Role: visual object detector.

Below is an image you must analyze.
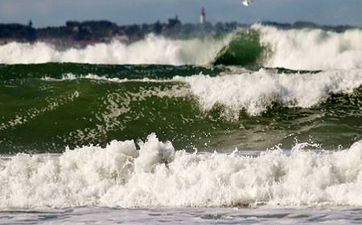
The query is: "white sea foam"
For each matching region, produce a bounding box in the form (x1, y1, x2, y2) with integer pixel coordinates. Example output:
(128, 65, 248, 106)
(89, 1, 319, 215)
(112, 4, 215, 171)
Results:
(42, 69, 362, 117)
(255, 25, 362, 70)
(177, 69, 362, 116)
(42, 73, 176, 83)
(1, 25, 362, 70)
(0, 134, 361, 209)
(0, 35, 227, 65)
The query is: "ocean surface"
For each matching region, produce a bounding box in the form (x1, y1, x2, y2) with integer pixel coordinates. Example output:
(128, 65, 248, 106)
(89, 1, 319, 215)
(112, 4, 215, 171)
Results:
(0, 24, 361, 224)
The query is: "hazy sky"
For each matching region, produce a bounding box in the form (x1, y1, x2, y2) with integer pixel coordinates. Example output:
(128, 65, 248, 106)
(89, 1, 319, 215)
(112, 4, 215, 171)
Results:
(0, 0, 361, 27)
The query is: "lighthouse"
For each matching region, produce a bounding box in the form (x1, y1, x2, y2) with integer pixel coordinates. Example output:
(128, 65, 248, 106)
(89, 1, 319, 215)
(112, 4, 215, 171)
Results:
(200, 7, 206, 24)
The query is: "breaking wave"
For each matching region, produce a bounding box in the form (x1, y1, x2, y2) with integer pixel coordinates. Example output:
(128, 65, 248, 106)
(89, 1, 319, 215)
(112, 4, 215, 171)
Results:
(0, 35, 227, 65)
(255, 25, 362, 70)
(0, 134, 361, 209)
(1, 64, 361, 153)
(1, 25, 362, 70)
(178, 69, 362, 116)
(43, 68, 362, 117)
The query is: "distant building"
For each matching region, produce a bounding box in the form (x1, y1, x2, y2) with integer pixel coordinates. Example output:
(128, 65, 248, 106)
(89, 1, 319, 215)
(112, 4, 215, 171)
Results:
(168, 15, 181, 28)
(200, 8, 206, 24)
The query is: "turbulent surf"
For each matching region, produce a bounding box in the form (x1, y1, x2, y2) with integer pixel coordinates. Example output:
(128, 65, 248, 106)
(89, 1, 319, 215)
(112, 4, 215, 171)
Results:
(0, 24, 362, 215)
(1, 134, 362, 209)
(0, 63, 361, 153)
(1, 24, 362, 70)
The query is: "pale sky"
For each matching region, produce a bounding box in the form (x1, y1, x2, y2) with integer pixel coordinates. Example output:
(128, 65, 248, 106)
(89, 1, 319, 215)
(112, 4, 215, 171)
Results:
(0, 0, 361, 27)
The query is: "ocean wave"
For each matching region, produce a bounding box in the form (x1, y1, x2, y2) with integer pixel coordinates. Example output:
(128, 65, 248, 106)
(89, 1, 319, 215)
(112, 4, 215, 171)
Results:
(255, 25, 362, 70)
(40, 69, 362, 117)
(179, 69, 362, 116)
(0, 134, 361, 209)
(1, 25, 362, 70)
(1, 68, 361, 153)
(0, 35, 227, 65)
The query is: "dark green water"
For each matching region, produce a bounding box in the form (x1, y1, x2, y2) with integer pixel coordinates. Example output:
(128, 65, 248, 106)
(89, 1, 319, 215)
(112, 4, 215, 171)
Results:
(213, 30, 264, 66)
(0, 63, 361, 153)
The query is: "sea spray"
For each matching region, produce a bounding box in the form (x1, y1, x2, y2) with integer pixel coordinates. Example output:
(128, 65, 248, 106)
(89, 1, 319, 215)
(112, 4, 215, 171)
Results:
(1, 25, 362, 70)
(176, 69, 362, 116)
(255, 24, 362, 70)
(0, 35, 227, 65)
(1, 67, 361, 152)
(1, 20, 362, 225)
(0, 134, 361, 209)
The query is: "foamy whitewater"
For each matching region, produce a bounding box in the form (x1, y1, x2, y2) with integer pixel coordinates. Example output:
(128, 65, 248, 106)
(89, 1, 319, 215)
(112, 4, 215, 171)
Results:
(0, 35, 227, 65)
(254, 25, 362, 70)
(1, 24, 362, 224)
(43, 68, 362, 117)
(177, 69, 362, 116)
(1, 134, 361, 209)
(1, 25, 362, 70)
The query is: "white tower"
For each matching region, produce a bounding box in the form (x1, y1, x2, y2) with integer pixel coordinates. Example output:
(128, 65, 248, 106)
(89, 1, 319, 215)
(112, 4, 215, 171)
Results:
(200, 7, 206, 24)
